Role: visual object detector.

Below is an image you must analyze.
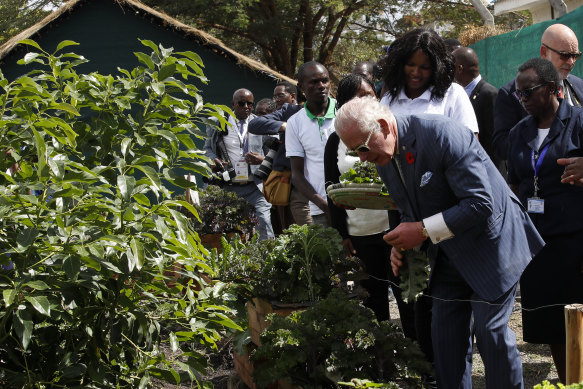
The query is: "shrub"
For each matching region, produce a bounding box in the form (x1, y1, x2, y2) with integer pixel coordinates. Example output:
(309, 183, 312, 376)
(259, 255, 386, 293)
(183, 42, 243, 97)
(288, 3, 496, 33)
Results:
(251, 289, 431, 388)
(0, 39, 238, 387)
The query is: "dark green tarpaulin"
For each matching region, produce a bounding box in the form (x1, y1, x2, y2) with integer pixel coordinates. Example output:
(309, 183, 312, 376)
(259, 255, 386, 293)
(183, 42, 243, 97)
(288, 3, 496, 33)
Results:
(472, 5, 583, 88)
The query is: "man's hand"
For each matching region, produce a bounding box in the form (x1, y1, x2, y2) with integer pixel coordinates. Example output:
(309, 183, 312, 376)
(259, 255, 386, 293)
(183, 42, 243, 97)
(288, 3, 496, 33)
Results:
(383, 221, 426, 251)
(558, 157, 583, 186)
(245, 151, 264, 165)
(212, 158, 225, 172)
(390, 247, 404, 277)
(342, 237, 356, 256)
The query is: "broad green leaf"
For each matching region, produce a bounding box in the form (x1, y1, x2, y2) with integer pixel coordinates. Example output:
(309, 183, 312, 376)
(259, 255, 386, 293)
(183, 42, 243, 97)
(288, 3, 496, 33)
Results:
(158, 64, 176, 81)
(80, 255, 101, 271)
(55, 40, 80, 53)
(14, 309, 33, 350)
(51, 102, 80, 116)
(139, 39, 160, 55)
(117, 175, 136, 202)
(134, 193, 151, 206)
(19, 39, 42, 51)
(16, 227, 39, 252)
(169, 332, 179, 352)
(121, 138, 131, 157)
(130, 238, 145, 271)
(24, 281, 49, 290)
(177, 51, 204, 66)
(63, 257, 81, 280)
(3, 289, 16, 306)
(151, 82, 165, 95)
(22, 52, 40, 64)
(25, 295, 51, 316)
(32, 128, 47, 181)
(134, 52, 155, 70)
(135, 165, 161, 192)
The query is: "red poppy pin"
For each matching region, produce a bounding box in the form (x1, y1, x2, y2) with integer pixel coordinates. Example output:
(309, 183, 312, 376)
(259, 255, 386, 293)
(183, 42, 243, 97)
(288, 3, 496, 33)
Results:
(406, 152, 415, 164)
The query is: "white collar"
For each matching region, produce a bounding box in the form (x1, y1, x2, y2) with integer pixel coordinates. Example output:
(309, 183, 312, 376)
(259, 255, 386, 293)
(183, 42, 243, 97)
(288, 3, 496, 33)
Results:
(397, 85, 433, 101)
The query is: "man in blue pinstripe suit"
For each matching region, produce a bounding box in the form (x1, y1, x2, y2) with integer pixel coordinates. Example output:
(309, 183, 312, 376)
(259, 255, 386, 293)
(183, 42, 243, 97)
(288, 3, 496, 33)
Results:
(335, 97, 544, 389)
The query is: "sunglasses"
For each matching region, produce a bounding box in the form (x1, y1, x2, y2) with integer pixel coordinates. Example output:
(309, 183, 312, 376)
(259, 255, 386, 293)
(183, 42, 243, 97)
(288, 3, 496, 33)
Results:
(513, 83, 547, 99)
(347, 131, 374, 155)
(543, 43, 582, 61)
(237, 101, 254, 107)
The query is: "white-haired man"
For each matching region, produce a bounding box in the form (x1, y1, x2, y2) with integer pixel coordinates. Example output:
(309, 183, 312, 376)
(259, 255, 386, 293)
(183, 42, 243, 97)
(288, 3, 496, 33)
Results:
(335, 96, 544, 389)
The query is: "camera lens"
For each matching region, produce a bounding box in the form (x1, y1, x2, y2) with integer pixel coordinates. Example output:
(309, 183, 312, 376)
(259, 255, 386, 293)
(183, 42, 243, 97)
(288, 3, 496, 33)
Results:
(254, 149, 275, 180)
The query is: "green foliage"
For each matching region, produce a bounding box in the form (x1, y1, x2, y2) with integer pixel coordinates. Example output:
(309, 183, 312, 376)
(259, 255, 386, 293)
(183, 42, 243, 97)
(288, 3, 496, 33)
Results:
(190, 185, 258, 235)
(0, 0, 62, 44)
(251, 289, 431, 388)
(339, 161, 387, 191)
(534, 381, 583, 389)
(210, 224, 361, 303)
(399, 249, 430, 303)
(0, 39, 239, 387)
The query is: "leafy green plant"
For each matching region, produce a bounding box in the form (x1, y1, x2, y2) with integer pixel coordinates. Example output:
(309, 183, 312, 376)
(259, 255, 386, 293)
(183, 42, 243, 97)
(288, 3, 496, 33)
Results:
(0, 39, 239, 387)
(214, 224, 361, 304)
(534, 381, 583, 389)
(340, 161, 387, 192)
(399, 249, 430, 303)
(251, 289, 431, 388)
(190, 185, 257, 235)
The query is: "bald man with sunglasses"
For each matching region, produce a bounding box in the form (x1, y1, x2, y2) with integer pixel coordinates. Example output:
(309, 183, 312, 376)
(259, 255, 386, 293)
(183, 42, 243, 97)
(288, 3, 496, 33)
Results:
(493, 24, 583, 162)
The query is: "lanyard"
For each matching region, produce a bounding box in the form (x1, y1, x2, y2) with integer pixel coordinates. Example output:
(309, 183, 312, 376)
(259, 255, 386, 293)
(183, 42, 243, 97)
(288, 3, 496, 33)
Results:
(530, 143, 549, 197)
(236, 120, 248, 154)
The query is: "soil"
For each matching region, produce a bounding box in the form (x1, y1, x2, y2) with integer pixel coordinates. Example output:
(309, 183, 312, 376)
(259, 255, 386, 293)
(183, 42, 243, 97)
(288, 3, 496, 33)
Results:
(156, 290, 561, 389)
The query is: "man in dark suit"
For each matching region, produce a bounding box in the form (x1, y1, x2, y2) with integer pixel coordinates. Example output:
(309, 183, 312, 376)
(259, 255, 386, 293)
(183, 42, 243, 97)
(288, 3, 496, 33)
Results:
(493, 23, 583, 161)
(453, 47, 500, 170)
(335, 96, 544, 388)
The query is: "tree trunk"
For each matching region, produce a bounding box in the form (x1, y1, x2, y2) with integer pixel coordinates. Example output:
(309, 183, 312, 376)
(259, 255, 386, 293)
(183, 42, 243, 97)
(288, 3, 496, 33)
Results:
(549, 0, 568, 18)
(468, 0, 493, 26)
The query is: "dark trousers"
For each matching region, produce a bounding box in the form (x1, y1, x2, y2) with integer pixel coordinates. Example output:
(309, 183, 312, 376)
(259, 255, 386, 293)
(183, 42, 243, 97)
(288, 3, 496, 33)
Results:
(351, 233, 392, 321)
(431, 255, 522, 389)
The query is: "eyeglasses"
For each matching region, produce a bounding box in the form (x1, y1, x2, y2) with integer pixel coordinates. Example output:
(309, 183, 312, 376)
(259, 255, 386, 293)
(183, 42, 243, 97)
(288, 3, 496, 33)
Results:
(237, 101, 254, 107)
(273, 92, 289, 99)
(347, 131, 374, 155)
(513, 83, 547, 99)
(542, 43, 582, 61)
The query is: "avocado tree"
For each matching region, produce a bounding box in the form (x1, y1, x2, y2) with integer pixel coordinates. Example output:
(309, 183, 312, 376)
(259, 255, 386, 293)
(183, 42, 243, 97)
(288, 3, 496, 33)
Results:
(0, 39, 239, 387)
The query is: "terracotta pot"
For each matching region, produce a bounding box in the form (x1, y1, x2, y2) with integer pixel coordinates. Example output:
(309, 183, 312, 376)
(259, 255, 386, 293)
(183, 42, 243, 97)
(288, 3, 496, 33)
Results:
(199, 232, 247, 252)
(247, 297, 311, 347)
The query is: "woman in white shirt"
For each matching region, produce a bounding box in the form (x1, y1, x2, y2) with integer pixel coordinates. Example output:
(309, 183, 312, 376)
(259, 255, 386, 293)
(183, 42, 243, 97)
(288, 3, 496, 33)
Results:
(380, 28, 478, 134)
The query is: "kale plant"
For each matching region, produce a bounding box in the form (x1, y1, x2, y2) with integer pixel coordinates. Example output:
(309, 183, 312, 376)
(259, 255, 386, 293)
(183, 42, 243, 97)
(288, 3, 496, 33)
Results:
(252, 289, 431, 388)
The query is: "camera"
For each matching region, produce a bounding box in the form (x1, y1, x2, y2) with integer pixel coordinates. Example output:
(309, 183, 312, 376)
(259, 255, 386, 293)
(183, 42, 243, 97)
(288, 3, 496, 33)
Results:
(254, 147, 276, 180)
(254, 138, 280, 180)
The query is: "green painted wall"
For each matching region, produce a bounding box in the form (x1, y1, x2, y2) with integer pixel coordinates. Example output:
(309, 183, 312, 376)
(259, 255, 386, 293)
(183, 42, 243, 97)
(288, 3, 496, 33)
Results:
(0, 0, 280, 105)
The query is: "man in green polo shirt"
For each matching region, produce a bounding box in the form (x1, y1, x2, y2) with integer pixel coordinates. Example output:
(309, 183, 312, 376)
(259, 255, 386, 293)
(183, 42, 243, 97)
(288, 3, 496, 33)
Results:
(285, 61, 336, 226)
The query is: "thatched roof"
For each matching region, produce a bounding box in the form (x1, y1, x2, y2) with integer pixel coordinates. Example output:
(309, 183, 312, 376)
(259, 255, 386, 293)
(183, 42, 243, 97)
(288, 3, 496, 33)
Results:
(0, 0, 296, 84)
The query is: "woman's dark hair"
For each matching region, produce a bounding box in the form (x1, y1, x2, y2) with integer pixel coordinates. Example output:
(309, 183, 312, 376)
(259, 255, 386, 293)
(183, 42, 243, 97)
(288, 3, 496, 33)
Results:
(518, 57, 559, 93)
(382, 28, 455, 103)
(336, 74, 375, 108)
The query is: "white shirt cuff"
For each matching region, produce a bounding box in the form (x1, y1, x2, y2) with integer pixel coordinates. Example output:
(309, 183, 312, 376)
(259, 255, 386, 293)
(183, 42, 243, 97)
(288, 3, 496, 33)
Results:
(423, 213, 454, 244)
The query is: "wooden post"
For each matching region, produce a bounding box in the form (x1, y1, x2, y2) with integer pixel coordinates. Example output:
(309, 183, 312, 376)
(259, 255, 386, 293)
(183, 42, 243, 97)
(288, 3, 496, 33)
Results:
(565, 303, 583, 384)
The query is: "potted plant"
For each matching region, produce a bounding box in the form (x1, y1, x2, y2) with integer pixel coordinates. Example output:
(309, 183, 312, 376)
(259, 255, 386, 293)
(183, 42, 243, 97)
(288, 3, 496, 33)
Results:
(251, 289, 432, 388)
(191, 185, 258, 249)
(211, 224, 363, 344)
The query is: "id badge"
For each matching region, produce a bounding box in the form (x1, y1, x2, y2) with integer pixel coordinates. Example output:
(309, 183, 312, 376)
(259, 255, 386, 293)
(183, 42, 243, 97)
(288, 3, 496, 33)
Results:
(527, 197, 544, 214)
(233, 160, 249, 182)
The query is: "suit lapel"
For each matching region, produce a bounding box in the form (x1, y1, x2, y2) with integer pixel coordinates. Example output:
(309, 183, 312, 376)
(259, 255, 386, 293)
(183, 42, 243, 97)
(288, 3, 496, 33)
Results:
(396, 119, 420, 218)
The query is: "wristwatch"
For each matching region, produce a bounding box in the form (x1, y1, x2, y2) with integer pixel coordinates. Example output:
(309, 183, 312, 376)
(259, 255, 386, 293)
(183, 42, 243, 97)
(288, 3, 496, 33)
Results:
(421, 221, 429, 239)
